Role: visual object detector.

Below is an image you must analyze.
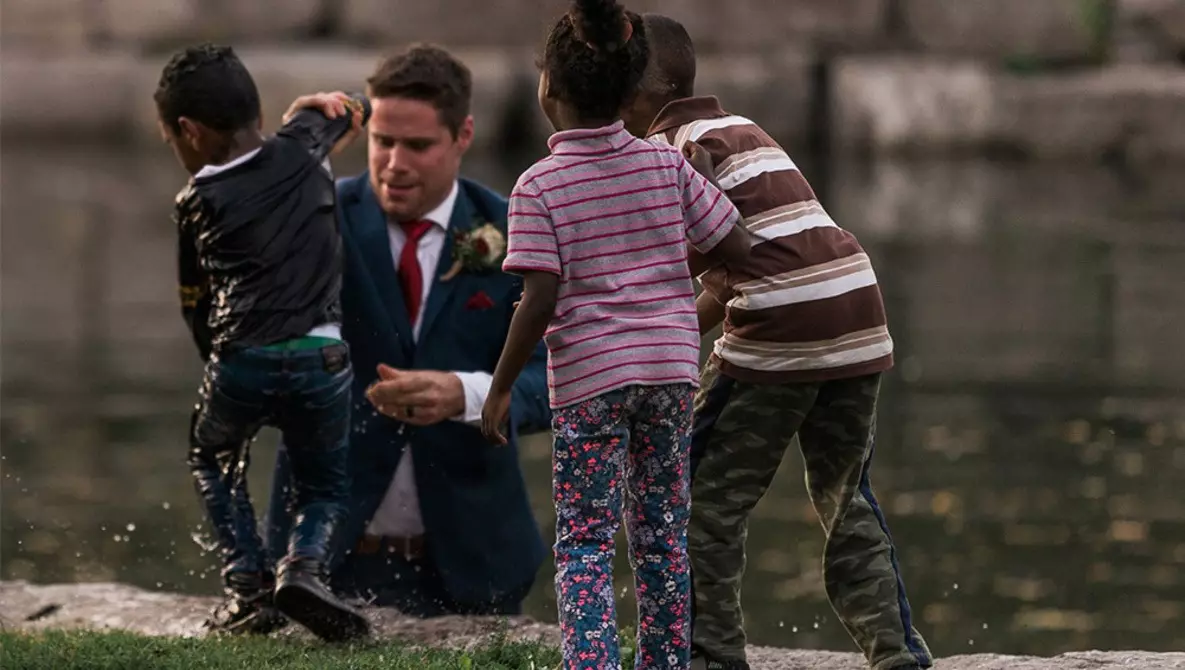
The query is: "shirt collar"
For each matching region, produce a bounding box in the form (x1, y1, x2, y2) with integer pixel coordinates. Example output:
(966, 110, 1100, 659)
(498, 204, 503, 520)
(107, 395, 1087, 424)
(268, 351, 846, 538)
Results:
(645, 96, 729, 138)
(392, 179, 459, 231)
(194, 147, 262, 180)
(547, 120, 634, 155)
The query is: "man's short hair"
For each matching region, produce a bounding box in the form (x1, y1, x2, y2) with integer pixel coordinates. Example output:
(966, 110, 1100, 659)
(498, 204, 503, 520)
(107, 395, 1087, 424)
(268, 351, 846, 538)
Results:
(640, 14, 696, 99)
(154, 43, 261, 134)
(367, 44, 473, 136)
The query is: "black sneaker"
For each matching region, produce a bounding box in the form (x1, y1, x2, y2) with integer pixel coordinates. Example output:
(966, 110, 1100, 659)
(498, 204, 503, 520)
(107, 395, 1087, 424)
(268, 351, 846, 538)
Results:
(691, 649, 751, 670)
(274, 558, 369, 643)
(203, 576, 288, 636)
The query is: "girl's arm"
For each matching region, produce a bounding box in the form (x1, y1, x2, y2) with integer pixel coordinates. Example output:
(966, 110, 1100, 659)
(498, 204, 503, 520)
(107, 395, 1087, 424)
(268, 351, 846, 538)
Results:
(679, 143, 750, 269)
(696, 290, 727, 336)
(483, 271, 557, 444)
(483, 177, 561, 443)
(490, 272, 558, 396)
(687, 246, 712, 277)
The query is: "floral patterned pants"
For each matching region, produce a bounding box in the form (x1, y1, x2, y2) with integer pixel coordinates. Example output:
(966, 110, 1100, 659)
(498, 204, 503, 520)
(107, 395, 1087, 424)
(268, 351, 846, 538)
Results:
(551, 383, 696, 670)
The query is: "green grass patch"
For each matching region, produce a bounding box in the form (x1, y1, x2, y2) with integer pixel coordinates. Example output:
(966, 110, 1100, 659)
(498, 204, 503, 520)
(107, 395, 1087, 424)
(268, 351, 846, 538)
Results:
(0, 629, 563, 670)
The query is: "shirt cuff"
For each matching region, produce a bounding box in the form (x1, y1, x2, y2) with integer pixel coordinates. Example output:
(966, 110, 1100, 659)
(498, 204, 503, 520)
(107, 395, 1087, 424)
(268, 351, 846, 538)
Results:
(452, 371, 493, 424)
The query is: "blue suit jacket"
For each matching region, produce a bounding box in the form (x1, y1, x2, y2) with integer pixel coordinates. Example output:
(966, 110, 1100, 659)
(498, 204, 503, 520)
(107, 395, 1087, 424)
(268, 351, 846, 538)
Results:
(266, 173, 551, 606)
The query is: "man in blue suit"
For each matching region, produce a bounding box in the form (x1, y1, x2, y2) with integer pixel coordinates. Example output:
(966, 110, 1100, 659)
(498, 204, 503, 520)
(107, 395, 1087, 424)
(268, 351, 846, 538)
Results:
(266, 44, 551, 617)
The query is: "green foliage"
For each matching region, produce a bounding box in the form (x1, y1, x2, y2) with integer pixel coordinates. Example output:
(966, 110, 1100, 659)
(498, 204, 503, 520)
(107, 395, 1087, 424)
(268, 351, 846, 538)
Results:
(1078, 0, 1114, 63)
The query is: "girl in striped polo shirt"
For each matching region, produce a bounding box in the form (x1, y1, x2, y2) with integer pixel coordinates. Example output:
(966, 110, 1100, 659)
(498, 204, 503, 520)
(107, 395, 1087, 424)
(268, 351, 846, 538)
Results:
(480, 1, 748, 667)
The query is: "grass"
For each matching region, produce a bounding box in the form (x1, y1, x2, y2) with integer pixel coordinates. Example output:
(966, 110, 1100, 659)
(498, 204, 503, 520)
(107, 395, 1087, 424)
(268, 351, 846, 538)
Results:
(0, 628, 639, 669)
(0, 629, 560, 670)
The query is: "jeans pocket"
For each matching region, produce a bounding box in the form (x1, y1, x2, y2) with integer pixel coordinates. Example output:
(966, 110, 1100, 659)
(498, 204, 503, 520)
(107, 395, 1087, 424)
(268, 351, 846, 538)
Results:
(320, 343, 350, 374)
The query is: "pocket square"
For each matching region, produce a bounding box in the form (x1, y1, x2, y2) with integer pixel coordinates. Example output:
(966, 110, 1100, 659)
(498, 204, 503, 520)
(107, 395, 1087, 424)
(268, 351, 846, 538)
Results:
(466, 290, 495, 310)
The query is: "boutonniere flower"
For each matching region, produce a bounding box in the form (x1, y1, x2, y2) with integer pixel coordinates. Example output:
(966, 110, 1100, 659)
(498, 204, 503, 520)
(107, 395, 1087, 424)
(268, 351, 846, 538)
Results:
(440, 223, 506, 281)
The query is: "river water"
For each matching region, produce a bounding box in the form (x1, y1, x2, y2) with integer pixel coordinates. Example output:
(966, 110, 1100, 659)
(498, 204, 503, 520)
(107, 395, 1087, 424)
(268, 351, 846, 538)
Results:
(2, 143, 1184, 656)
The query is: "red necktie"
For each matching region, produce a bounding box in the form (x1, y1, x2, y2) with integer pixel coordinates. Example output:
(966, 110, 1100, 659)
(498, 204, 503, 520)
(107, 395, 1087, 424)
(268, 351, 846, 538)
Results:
(397, 219, 433, 323)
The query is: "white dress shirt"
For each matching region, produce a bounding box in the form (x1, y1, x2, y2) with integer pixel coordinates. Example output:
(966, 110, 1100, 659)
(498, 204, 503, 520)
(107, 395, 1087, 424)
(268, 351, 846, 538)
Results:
(364, 181, 493, 537)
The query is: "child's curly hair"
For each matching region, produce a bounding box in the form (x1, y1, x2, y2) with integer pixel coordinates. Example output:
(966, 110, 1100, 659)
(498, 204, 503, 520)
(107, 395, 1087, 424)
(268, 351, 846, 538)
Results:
(540, 0, 650, 121)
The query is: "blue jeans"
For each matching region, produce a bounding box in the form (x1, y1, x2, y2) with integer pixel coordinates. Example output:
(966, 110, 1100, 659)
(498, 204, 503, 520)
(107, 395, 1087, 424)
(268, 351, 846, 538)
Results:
(188, 341, 352, 587)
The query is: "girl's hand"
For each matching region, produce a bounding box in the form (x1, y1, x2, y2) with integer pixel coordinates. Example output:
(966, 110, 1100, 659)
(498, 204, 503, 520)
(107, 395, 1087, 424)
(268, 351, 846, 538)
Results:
(481, 390, 512, 445)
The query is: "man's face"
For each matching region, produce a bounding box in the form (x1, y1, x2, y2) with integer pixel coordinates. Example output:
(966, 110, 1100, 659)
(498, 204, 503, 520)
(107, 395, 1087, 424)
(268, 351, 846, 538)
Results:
(367, 96, 473, 221)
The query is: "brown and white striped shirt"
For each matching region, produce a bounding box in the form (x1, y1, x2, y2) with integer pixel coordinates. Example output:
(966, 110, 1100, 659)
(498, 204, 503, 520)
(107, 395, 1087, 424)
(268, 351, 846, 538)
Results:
(647, 96, 893, 383)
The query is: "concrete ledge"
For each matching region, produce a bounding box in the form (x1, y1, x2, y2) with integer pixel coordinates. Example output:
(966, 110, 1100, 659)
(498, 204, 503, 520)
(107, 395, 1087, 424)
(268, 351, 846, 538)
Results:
(829, 56, 1185, 161)
(897, 0, 1099, 61)
(337, 0, 888, 52)
(0, 47, 534, 153)
(4, 48, 1185, 162)
(3, 581, 1184, 670)
(0, 53, 143, 139)
(998, 65, 1185, 162)
(830, 56, 1003, 154)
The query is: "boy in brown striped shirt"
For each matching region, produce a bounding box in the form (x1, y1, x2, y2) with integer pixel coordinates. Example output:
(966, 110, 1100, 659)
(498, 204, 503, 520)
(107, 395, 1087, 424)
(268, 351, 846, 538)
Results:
(621, 14, 932, 670)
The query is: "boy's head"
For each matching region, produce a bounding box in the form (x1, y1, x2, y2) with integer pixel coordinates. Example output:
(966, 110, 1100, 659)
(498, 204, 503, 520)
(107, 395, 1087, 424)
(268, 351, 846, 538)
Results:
(154, 43, 262, 175)
(620, 13, 696, 138)
(365, 44, 474, 222)
(537, 0, 649, 131)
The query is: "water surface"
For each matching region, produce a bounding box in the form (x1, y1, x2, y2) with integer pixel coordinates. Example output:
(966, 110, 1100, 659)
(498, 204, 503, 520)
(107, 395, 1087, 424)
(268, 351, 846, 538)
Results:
(3, 144, 1184, 656)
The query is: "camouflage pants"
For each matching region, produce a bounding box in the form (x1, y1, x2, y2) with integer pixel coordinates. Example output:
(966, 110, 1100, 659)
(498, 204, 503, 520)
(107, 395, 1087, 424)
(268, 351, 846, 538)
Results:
(688, 361, 932, 670)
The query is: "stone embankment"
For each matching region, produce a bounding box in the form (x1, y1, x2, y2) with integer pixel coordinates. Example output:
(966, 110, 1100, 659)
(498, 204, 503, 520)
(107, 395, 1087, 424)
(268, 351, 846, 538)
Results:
(3, 581, 1184, 670)
(1, 0, 1184, 160)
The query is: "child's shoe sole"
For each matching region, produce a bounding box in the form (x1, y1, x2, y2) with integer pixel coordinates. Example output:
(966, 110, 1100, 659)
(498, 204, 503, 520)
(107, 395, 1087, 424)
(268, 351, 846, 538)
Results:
(274, 581, 369, 643)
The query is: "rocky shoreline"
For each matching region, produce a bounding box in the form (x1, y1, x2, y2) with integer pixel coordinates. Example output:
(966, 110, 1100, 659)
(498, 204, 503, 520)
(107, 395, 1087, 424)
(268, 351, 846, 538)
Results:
(2, 581, 1183, 670)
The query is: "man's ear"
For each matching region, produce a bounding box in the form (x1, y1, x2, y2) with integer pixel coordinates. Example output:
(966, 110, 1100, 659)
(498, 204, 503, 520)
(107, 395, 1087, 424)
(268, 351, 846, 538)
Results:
(456, 115, 475, 154)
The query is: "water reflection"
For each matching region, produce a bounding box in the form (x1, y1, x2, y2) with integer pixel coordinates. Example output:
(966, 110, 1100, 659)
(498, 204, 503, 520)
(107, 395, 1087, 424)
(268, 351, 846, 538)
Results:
(3, 144, 1184, 656)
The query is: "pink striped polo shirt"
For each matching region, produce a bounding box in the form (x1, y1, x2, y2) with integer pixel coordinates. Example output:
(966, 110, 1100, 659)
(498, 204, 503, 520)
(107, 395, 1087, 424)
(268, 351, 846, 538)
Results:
(503, 120, 740, 409)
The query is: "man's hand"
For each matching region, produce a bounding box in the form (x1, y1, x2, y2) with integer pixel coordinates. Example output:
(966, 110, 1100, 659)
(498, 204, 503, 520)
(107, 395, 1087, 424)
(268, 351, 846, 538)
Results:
(481, 389, 512, 445)
(366, 364, 466, 426)
(682, 140, 716, 181)
(282, 91, 364, 155)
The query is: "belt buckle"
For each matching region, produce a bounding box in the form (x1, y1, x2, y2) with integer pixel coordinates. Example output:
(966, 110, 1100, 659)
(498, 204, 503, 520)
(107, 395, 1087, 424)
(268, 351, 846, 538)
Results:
(389, 536, 422, 561)
(356, 534, 381, 555)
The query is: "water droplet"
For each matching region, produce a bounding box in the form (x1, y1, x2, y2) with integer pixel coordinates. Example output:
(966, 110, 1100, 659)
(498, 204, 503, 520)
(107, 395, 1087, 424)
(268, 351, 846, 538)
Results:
(813, 622, 819, 629)
(162, 502, 171, 510)
(968, 639, 974, 646)
(982, 623, 989, 629)
(156, 582, 163, 588)
(791, 626, 798, 633)
(953, 582, 959, 590)
(113, 535, 122, 542)
(778, 621, 784, 628)
(126, 523, 136, 532)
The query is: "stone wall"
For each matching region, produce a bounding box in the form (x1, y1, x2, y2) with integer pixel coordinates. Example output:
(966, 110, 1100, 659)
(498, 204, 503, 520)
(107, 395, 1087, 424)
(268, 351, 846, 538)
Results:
(2, 0, 1185, 160)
